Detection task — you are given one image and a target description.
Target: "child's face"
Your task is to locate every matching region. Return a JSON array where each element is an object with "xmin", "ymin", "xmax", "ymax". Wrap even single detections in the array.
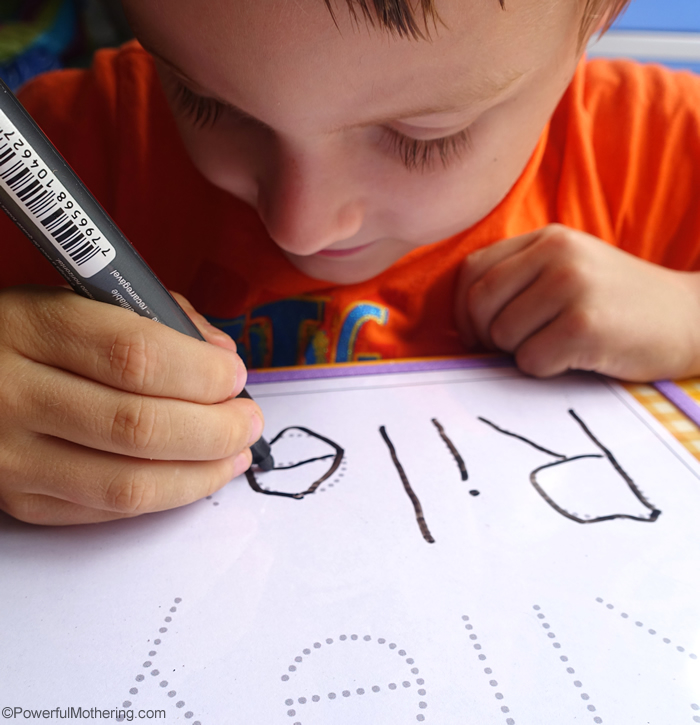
[{"xmin": 123, "ymin": 0, "xmax": 584, "ymax": 284}]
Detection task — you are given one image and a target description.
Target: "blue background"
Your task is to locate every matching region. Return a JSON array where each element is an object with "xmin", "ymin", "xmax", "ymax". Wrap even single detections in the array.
[
  {"xmin": 613, "ymin": 0, "xmax": 700, "ymax": 33},
  {"xmin": 606, "ymin": 0, "xmax": 700, "ymax": 72}
]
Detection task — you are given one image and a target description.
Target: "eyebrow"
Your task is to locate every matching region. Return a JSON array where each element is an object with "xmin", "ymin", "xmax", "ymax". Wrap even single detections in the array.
[
  {"xmin": 147, "ymin": 42, "xmax": 523, "ymax": 130},
  {"xmin": 146, "ymin": 45, "xmax": 265, "ymax": 122},
  {"xmin": 357, "ymin": 72, "xmax": 523, "ymax": 126}
]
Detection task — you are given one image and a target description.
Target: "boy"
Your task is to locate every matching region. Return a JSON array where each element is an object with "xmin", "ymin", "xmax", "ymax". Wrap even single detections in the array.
[{"xmin": 0, "ymin": 0, "xmax": 698, "ymax": 525}]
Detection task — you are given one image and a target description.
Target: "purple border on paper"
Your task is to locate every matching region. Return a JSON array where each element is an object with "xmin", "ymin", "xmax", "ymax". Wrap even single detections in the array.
[
  {"xmin": 653, "ymin": 380, "xmax": 700, "ymax": 428},
  {"xmin": 247, "ymin": 356, "xmax": 515, "ymax": 384},
  {"xmin": 247, "ymin": 360, "xmax": 700, "ymax": 428}
]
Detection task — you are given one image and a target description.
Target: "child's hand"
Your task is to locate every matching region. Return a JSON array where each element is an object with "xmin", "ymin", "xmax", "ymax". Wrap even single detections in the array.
[
  {"xmin": 455, "ymin": 224, "xmax": 700, "ymax": 381},
  {"xmin": 0, "ymin": 286, "xmax": 262, "ymax": 525}
]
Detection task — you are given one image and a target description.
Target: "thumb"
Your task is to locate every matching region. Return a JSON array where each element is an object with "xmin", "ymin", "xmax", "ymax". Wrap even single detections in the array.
[
  {"xmin": 169, "ymin": 290, "xmax": 238, "ymax": 353},
  {"xmin": 454, "ymin": 258, "xmax": 484, "ymax": 351}
]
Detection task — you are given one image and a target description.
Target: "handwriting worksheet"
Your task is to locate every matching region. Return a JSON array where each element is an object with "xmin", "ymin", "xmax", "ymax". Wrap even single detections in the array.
[{"xmin": 1, "ymin": 360, "xmax": 699, "ymax": 724}]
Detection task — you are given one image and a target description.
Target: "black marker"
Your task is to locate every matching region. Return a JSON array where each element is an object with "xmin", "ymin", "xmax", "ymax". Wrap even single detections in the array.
[{"xmin": 0, "ymin": 78, "xmax": 274, "ymax": 471}]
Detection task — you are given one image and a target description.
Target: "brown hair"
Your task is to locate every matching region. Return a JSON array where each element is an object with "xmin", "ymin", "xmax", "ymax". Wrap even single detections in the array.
[{"xmin": 326, "ymin": 0, "xmax": 632, "ymax": 43}]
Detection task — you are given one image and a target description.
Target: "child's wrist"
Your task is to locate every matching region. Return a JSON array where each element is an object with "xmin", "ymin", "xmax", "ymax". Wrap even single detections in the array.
[{"xmin": 676, "ymin": 270, "xmax": 700, "ymax": 378}]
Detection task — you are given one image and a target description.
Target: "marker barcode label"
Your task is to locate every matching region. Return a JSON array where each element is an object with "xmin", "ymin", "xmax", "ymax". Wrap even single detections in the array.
[{"xmin": 0, "ymin": 108, "xmax": 115, "ymax": 278}]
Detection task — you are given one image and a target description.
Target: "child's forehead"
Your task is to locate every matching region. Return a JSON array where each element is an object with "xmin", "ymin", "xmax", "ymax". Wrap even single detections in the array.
[
  {"xmin": 126, "ymin": 0, "xmax": 569, "ymax": 52},
  {"xmin": 124, "ymin": 0, "xmax": 574, "ymax": 60},
  {"xmin": 125, "ymin": 0, "xmax": 579, "ymax": 129}
]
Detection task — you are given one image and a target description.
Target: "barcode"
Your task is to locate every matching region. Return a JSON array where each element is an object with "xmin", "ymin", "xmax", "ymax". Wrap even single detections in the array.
[
  {"xmin": 0, "ymin": 109, "xmax": 115, "ymax": 278},
  {"xmin": 0, "ymin": 140, "xmax": 103, "ymax": 267}
]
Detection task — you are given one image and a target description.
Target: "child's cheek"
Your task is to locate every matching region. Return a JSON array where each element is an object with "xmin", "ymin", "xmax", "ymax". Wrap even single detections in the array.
[{"xmin": 175, "ymin": 119, "xmax": 262, "ymax": 208}]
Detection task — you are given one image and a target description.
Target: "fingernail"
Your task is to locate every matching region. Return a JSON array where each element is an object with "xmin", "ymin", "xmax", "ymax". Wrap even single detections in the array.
[
  {"xmin": 248, "ymin": 412, "xmax": 264, "ymax": 446},
  {"xmin": 205, "ymin": 320, "xmax": 228, "ymax": 338},
  {"xmin": 231, "ymin": 356, "xmax": 248, "ymax": 398},
  {"xmin": 231, "ymin": 450, "xmax": 253, "ymax": 479},
  {"xmin": 207, "ymin": 323, "xmax": 238, "ymax": 351}
]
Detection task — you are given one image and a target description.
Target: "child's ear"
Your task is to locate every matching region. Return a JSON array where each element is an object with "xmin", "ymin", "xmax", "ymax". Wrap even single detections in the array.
[{"xmin": 585, "ymin": 0, "xmax": 630, "ymax": 41}]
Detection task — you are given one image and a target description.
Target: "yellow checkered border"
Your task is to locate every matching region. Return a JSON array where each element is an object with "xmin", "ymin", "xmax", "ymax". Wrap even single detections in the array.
[{"xmin": 624, "ymin": 380, "xmax": 700, "ymax": 460}]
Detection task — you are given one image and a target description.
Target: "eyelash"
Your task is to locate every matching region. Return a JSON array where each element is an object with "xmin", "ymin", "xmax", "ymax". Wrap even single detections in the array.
[
  {"xmin": 170, "ymin": 80, "xmax": 225, "ymax": 128},
  {"xmin": 383, "ymin": 127, "xmax": 472, "ymax": 172},
  {"xmin": 169, "ymin": 78, "xmax": 471, "ymax": 173}
]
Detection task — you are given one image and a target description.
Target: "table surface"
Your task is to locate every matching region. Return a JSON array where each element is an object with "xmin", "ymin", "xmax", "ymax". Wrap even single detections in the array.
[{"xmin": 626, "ymin": 380, "xmax": 700, "ymax": 460}]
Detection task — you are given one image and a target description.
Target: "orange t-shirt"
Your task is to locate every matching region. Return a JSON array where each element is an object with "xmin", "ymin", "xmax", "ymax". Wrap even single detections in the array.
[{"xmin": 1, "ymin": 42, "xmax": 699, "ymax": 368}]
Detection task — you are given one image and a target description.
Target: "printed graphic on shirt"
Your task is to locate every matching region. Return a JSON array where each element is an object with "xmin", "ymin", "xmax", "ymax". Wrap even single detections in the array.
[{"xmin": 208, "ymin": 297, "xmax": 389, "ymax": 368}]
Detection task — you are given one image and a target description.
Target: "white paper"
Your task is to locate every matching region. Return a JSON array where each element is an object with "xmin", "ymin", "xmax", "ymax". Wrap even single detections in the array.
[{"xmin": 1, "ymin": 366, "xmax": 699, "ymax": 725}]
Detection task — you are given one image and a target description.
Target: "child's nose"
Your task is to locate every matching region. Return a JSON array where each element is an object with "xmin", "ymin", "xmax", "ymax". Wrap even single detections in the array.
[{"xmin": 256, "ymin": 149, "xmax": 365, "ymax": 256}]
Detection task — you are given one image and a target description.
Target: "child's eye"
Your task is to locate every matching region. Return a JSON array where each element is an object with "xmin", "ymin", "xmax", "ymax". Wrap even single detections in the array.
[
  {"xmin": 169, "ymin": 79, "xmax": 225, "ymax": 129},
  {"xmin": 383, "ymin": 127, "xmax": 472, "ymax": 172},
  {"xmin": 166, "ymin": 73, "xmax": 470, "ymax": 170}
]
